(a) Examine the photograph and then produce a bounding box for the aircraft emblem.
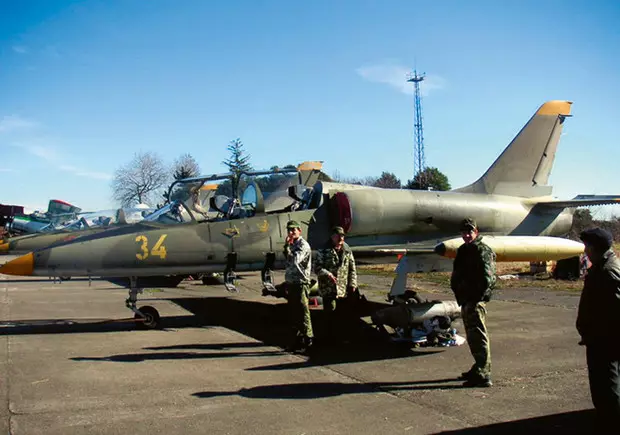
[223,226,240,238]
[257,220,269,232]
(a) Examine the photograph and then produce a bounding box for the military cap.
[332,226,345,235]
[580,228,613,252]
[286,220,301,230]
[460,218,477,232]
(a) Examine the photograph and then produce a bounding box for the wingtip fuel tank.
[434,236,584,262]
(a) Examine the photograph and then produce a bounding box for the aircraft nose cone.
[434,243,446,257]
[0,253,34,276]
[0,242,8,253]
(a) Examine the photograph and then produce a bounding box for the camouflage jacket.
[576,249,620,346]
[314,242,357,298]
[284,237,312,284]
[450,236,496,305]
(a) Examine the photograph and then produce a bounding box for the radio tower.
[407,70,426,187]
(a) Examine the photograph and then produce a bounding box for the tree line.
[110,139,452,207]
[569,209,620,242]
[330,167,451,191]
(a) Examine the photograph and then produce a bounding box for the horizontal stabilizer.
[536,195,620,209]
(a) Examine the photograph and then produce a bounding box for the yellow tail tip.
[536,100,573,116]
[0,253,34,276]
[296,161,323,171]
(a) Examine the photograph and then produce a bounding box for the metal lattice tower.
[407,70,426,186]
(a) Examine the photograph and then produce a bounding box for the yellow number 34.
[135,234,168,260]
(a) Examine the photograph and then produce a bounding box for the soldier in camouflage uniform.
[450,218,496,388]
[315,226,358,342]
[283,220,314,353]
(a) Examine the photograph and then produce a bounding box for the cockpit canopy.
[143,201,192,224]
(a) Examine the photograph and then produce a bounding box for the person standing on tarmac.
[283,220,314,353]
[450,218,496,388]
[576,228,620,432]
[314,226,358,343]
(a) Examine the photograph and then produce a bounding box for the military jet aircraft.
[1,100,618,328]
[6,199,82,236]
[0,162,325,256]
[0,206,156,256]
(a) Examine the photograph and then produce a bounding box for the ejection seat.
[209,195,235,220]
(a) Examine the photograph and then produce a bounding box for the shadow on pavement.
[144,342,267,351]
[170,296,441,366]
[69,296,444,366]
[193,379,470,400]
[0,315,204,335]
[436,409,596,435]
[0,277,102,283]
[71,349,286,362]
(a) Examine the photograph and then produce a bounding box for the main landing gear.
[126,277,161,329]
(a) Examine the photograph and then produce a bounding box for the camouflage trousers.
[461,302,491,379]
[287,282,314,339]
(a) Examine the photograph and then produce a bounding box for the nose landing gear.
[126,278,161,329]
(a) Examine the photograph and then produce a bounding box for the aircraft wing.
[349,242,437,263]
[536,195,620,208]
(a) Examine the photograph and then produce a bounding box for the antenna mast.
[407,70,426,187]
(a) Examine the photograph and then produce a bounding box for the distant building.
[0,203,25,228]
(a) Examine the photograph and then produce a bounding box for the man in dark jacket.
[577,228,620,430]
[450,218,496,387]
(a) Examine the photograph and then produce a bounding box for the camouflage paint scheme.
[0,163,323,257]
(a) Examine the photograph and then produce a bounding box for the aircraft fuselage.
[25,189,573,278]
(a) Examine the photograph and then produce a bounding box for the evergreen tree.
[222,138,252,199]
[405,167,451,191]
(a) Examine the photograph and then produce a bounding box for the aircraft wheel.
[135,305,161,329]
[403,290,422,304]
[202,273,220,286]
[60,276,72,281]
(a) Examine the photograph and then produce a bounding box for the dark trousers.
[586,345,620,429]
[322,295,356,341]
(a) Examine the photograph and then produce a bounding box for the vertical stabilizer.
[295,161,324,186]
[454,100,572,197]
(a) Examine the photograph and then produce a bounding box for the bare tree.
[330,170,377,186]
[111,151,169,206]
[172,153,201,180]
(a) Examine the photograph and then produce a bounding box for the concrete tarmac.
[0,256,596,434]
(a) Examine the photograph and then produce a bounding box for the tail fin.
[454,100,572,197]
[295,161,324,187]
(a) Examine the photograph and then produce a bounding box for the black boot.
[285,335,303,352]
[296,336,313,354]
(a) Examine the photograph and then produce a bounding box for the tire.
[134,305,161,329]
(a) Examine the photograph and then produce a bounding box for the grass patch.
[357,264,396,277]
[358,262,585,292]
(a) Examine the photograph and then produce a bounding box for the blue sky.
[1,0,619,217]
